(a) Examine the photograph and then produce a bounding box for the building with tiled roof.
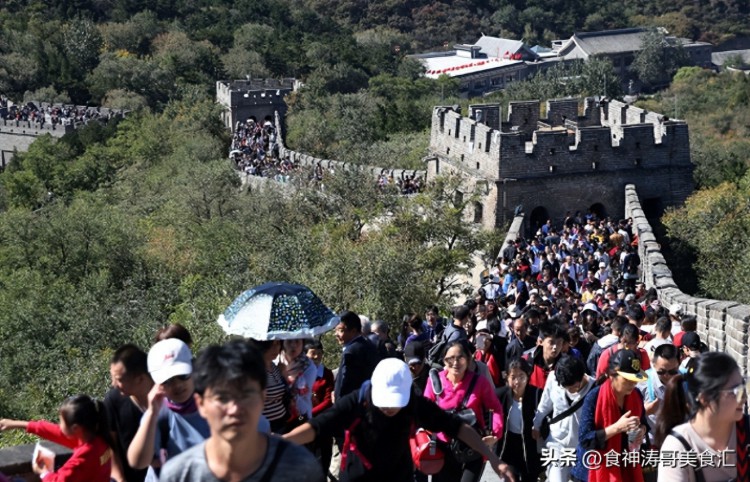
[557,28,712,77]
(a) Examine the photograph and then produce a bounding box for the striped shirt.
[264,363,288,422]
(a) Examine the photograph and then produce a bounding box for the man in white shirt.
[532,355,594,482]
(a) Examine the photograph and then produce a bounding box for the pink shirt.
[423,369,504,442]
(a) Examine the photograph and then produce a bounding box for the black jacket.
[496,385,542,478]
[334,335,380,401]
[311,384,462,482]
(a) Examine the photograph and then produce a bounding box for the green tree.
[663,178,750,303]
[631,28,688,89]
[63,16,103,73]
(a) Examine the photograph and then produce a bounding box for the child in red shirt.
[0,395,112,482]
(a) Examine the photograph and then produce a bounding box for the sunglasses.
[656,369,680,376]
[722,379,750,403]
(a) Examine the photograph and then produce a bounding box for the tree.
[663,178,750,303]
[62,16,103,73]
[631,28,688,90]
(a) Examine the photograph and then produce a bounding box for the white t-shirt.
[659,421,737,482]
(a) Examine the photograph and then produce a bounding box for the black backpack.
[427,325,461,368]
[625,252,640,274]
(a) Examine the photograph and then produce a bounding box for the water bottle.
[627,428,640,452]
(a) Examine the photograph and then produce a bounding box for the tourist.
[285,358,516,482]
[278,339,317,420]
[658,352,749,481]
[533,355,595,482]
[497,358,542,482]
[104,344,153,482]
[160,339,324,482]
[127,339,210,473]
[0,395,113,481]
[424,341,505,482]
[571,349,648,482]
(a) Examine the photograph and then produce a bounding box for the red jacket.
[475,350,501,387]
[523,346,557,390]
[27,420,112,482]
[311,366,335,417]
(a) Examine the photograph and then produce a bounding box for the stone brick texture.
[427,98,694,234]
[627,184,750,375]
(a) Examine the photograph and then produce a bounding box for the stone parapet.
[0,442,71,481]
[625,184,750,374]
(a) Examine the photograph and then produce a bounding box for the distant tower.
[215,79,297,135]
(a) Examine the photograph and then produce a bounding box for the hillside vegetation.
[637,68,750,302]
[0,0,749,445]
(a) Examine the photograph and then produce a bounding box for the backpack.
[586,342,607,376]
[427,324,461,367]
[625,252,640,275]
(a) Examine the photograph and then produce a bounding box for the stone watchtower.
[426,97,694,234]
[216,79,297,135]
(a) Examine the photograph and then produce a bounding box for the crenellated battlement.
[0,100,126,168]
[430,97,690,181]
[427,97,693,230]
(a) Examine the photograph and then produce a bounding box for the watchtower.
[426,97,693,234]
[216,79,297,135]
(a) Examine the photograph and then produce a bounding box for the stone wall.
[0,120,73,167]
[273,111,426,183]
[625,184,750,375]
[503,214,525,246]
[0,103,125,167]
[0,442,70,481]
[428,98,694,233]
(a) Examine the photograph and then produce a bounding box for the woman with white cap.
[283,358,516,482]
[127,338,210,477]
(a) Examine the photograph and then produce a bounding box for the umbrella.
[217,282,339,340]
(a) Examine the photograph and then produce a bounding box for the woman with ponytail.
[0,395,113,481]
[658,352,749,482]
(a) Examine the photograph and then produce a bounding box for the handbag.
[447,371,484,464]
[410,426,444,475]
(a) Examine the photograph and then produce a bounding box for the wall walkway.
[273,112,426,182]
[625,184,750,375]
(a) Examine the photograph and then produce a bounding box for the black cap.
[610,349,647,382]
[404,342,425,365]
[681,331,701,350]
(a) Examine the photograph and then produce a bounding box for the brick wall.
[274,111,426,183]
[0,120,73,166]
[428,98,694,230]
[625,184,750,375]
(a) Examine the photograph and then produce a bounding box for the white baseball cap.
[147,339,193,385]
[371,358,412,408]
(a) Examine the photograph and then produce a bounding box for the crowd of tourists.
[0,212,746,482]
[0,97,119,126]
[230,118,299,182]
[377,171,424,195]
[228,118,424,193]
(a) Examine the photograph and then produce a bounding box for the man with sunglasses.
[638,343,680,447]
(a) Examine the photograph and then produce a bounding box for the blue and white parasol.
[217,282,339,340]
